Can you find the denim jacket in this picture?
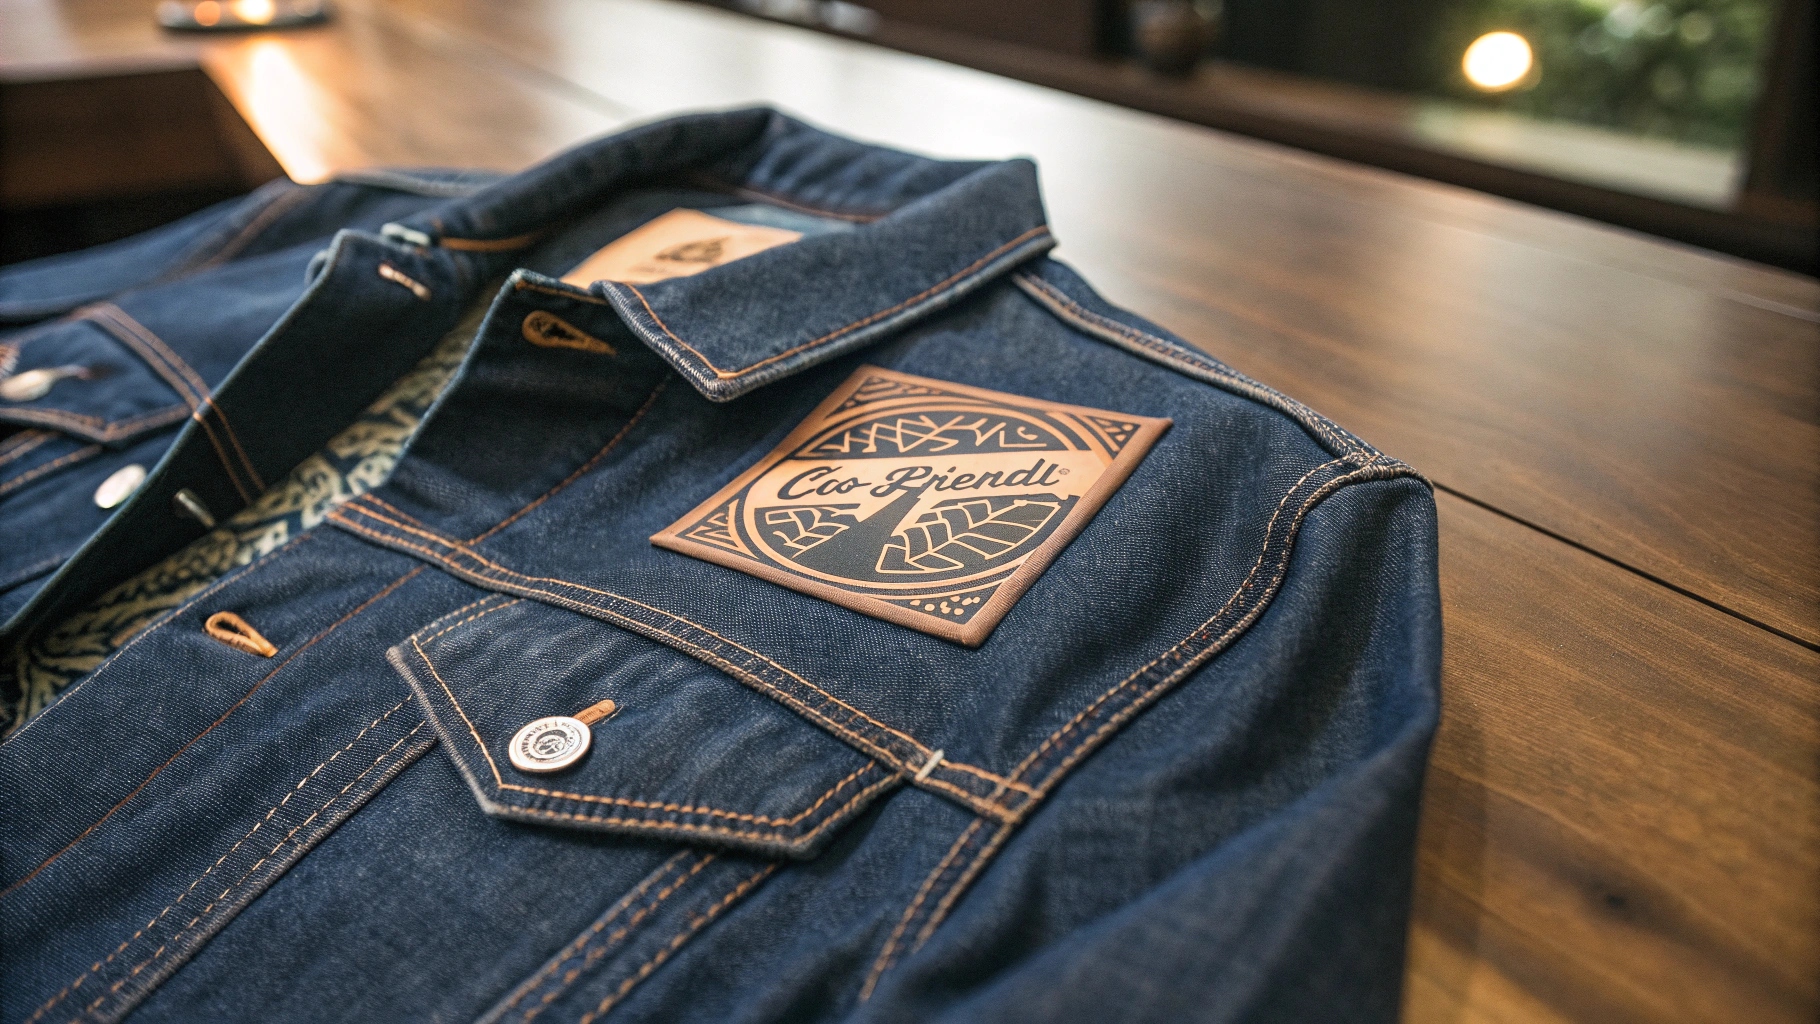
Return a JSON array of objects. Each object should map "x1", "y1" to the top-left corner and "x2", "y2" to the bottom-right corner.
[
  {"x1": 0, "y1": 109, "x2": 1440, "y2": 1024},
  {"x1": 0, "y1": 168, "x2": 501, "y2": 654}
]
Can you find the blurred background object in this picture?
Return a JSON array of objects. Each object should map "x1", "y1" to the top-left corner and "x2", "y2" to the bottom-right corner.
[
  {"x1": 1131, "y1": 0, "x2": 1222, "y2": 76},
  {"x1": 708, "y1": 0, "x2": 1816, "y2": 270},
  {"x1": 156, "y1": 0, "x2": 332, "y2": 32}
]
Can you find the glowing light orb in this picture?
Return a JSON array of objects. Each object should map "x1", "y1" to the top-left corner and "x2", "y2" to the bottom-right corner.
[
  {"x1": 231, "y1": 0, "x2": 276, "y2": 24},
  {"x1": 1463, "y1": 31, "x2": 1534, "y2": 91}
]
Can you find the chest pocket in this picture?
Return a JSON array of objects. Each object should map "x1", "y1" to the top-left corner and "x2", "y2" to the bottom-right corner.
[
  {"x1": 389, "y1": 594, "x2": 900, "y2": 858},
  {"x1": 0, "y1": 308, "x2": 200, "y2": 445}
]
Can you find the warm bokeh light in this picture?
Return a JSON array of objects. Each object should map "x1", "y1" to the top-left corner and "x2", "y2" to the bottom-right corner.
[
  {"x1": 231, "y1": 0, "x2": 276, "y2": 24},
  {"x1": 1462, "y1": 31, "x2": 1534, "y2": 92},
  {"x1": 192, "y1": 0, "x2": 220, "y2": 26},
  {"x1": 237, "y1": 39, "x2": 331, "y2": 181}
]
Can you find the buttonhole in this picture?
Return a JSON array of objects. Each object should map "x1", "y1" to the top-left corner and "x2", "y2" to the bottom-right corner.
[
  {"x1": 172, "y1": 488, "x2": 216, "y2": 528},
  {"x1": 522, "y1": 310, "x2": 615, "y2": 355},
  {"x1": 377, "y1": 262, "x2": 432, "y2": 301},
  {"x1": 204, "y1": 611, "x2": 278, "y2": 657},
  {"x1": 574, "y1": 698, "x2": 618, "y2": 726}
]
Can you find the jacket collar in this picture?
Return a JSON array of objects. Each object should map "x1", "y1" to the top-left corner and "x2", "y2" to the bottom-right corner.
[{"x1": 391, "y1": 108, "x2": 1054, "y2": 400}]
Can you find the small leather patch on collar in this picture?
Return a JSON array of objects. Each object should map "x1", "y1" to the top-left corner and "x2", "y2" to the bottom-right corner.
[
  {"x1": 561, "y1": 208, "x2": 802, "y2": 286},
  {"x1": 523, "y1": 310, "x2": 616, "y2": 355},
  {"x1": 652, "y1": 366, "x2": 1170, "y2": 646}
]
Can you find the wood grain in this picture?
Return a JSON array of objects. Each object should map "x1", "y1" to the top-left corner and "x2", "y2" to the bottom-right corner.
[
  {"x1": 195, "y1": 13, "x2": 618, "y2": 183},
  {"x1": 1412, "y1": 491, "x2": 1819, "y2": 1023},
  {"x1": 0, "y1": 2, "x2": 1815, "y2": 1021},
  {"x1": 374, "y1": 0, "x2": 1820, "y2": 645}
]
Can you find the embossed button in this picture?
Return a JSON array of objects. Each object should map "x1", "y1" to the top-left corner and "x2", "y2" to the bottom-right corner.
[
  {"x1": 509, "y1": 715, "x2": 591, "y2": 774},
  {"x1": 93, "y1": 463, "x2": 147, "y2": 509}
]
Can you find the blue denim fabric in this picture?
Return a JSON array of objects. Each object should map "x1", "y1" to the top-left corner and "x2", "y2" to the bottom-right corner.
[
  {"x1": 0, "y1": 109, "x2": 1439, "y2": 1023},
  {"x1": 0, "y1": 170, "x2": 501, "y2": 650}
]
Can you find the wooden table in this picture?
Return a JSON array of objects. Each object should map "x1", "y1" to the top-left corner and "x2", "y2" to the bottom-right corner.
[{"x1": 4, "y1": 1, "x2": 1816, "y2": 1020}]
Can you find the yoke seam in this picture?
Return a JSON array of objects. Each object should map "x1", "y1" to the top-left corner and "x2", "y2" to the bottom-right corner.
[
  {"x1": 353, "y1": 502, "x2": 976, "y2": 772},
  {"x1": 338, "y1": 505, "x2": 1025, "y2": 818},
  {"x1": 1012, "y1": 271, "x2": 1378, "y2": 461}
]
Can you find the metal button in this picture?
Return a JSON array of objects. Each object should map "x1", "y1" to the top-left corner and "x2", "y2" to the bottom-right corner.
[
  {"x1": 1, "y1": 366, "x2": 84, "y2": 402},
  {"x1": 93, "y1": 463, "x2": 147, "y2": 509},
  {"x1": 172, "y1": 487, "x2": 216, "y2": 527},
  {"x1": 509, "y1": 715, "x2": 591, "y2": 774}
]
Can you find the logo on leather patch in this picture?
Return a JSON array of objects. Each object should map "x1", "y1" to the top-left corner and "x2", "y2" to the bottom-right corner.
[
  {"x1": 651, "y1": 367, "x2": 1170, "y2": 646},
  {"x1": 561, "y1": 209, "x2": 802, "y2": 286}
]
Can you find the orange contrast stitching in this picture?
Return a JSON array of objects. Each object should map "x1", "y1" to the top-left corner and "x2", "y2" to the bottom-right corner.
[
  {"x1": 867, "y1": 461, "x2": 1409, "y2": 972},
  {"x1": 471, "y1": 379, "x2": 668, "y2": 543},
  {"x1": 860, "y1": 818, "x2": 983, "y2": 1001},
  {"x1": 0, "y1": 562, "x2": 425, "y2": 900},
  {"x1": 495, "y1": 777, "x2": 893, "y2": 846},
  {"x1": 1003, "y1": 457, "x2": 1347, "y2": 789},
  {"x1": 191, "y1": 404, "x2": 256, "y2": 505},
  {"x1": 363, "y1": 501, "x2": 934, "y2": 761},
  {"x1": 85, "y1": 721, "x2": 428, "y2": 1017},
  {"x1": 439, "y1": 228, "x2": 550, "y2": 252},
  {"x1": 514, "y1": 854, "x2": 716, "y2": 1022},
  {"x1": 0, "y1": 404, "x2": 189, "y2": 441},
  {"x1": 1026, "y1": 463, "x2": 1395, "y2": 802},
  {"x1": 420, "y1": 596, "x2": 522, "y2": 643},
  {"x1": 681, "y1": 173, "x2": 883, "y2": 223},
  {"x1": 0, "y1": 533, "x2": 324, "y2": 751},
  {"x1": 575, "y1": 864, "x2": 779, "y2": 1024},
  {"x1": 409, "y1": 632, "x2": 882, "y2": 827},
  {"x1": 500, "y1": 851, "x2": 703, "y2": 1019},
  {"x1": 200, "y1": 397, "x2": 266, "y2": 493},
  {"x1": 0, "y1": 429, "x2": 52, "y2": 466},
  {"x1": 0, "y1": 444, "x2": 104, "y2": 499},
  {"x1": 1012, "y1": 272, "x2": 1367, "y2": 459},
  {"x1": 24, "y1": 704, "x2": 423, "y2": 1024},
  {"x1": 620, "y1": 225, "x2": 1052, "y2": 380},
  {"x1": 911, "y1": 820, "x2": 1014, "y2": 952},
  {"x1": 85, "y1": 304, "x2": 204, "y2": 408},
  {"x1": 338, "y1": 504, "x2": 1018, "y2": 817},
  {"x1": 89, "y1": 304, "x2": 265, "y2": 500},
  {"x1": 183, "y1": 183, "x2": 312, "y2": 274},
  {"x1": 512, "y1": 280, "x2": 612, "y2": 306}
]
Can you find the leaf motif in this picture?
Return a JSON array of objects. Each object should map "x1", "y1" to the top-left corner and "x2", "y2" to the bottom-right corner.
[
  {"x1": 761, "y1": 505, "x2": 861, "y2": 556},
  {"x1": 877, "y1": 495, "x2": 1062, "y2": 574}
]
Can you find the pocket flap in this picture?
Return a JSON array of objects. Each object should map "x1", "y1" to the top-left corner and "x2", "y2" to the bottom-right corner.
[
  {"x1": 388, "y1": 594, "x2": 899, "y2": 859},
  {"x1": 0, "y1": 311, "x2": 191, "y2": 444}
]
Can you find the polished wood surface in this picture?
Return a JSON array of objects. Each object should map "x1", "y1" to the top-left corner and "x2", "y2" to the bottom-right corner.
[
  {"x1": 375, "y1": 0, "x2": 1820, "y2": 648},
  {"x1": 2, "y1": 1, "x2": 1816, "y2": 1021},
  {"x1": 1414, "y1": 492, "x2": 1817, "y2": 1023}
]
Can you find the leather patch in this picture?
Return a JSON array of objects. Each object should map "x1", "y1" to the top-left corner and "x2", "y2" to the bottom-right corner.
[
  {"x1": 522, "y1": 310, "x2": 616, "y2": 354},
  {"x1": 561, "y1": 208, "x2": 802, "y2": 286},
  {"x1": 652, "y1": 367, "x2": 1170, "y2": 646}
]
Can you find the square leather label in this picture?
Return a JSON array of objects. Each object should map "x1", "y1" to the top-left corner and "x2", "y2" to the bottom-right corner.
[
  {"x1": 651, "y1": 366, "x2": 1170, "y2": 646},
  {"x1": 562, "y1": 209, "x2": 802, "y2": 286}
]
